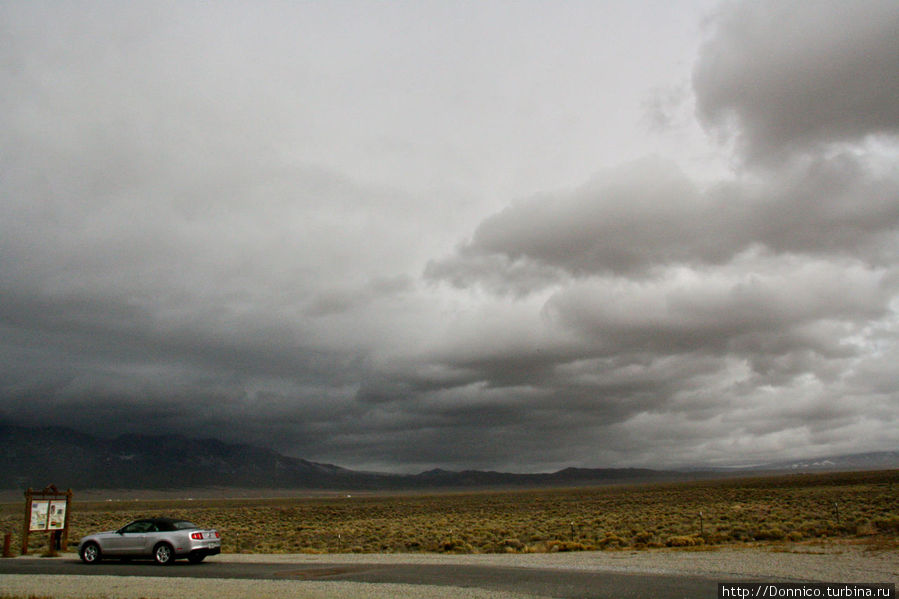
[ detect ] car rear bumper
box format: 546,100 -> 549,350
189,546 -> 221,558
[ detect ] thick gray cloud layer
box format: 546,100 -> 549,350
427,155 -> 899,286
2,0 -> 898,472
693,0 -> 899,164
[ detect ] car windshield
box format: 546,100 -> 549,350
173,521 -> 198,530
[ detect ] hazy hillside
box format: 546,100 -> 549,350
2,424 -> 896,491
0,424 -> 678,490
0,424 -> 363,490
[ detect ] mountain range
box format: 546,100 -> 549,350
2,424 -> 897,491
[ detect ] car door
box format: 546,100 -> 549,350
105,520 -> 152,555
142,522 -> 166,554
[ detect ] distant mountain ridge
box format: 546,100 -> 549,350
1,424 -> 896,490
0,424 -> 357,490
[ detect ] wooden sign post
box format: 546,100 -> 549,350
22,485 -> 72,555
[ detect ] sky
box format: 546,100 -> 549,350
2,0 -> 898,473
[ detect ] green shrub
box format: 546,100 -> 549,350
597,535 -> 628,549
874,516 -> 899,533
665,535 -> 704,547
632,531 -> 654,545
501,538 -> 525,551
754,527 -> 786,541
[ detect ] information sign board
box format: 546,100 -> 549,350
21,485 -> 72,555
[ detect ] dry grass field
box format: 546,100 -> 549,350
2,470 -> 897,556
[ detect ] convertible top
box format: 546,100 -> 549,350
132,517 -> 197,531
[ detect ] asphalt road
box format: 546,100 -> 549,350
0,557 -> 725,598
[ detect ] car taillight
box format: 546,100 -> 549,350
191,532 -> 203,540
215,531 -> 220,538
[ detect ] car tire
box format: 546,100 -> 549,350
153,542 -> 175,565
80,542 -> 102,564
188,553 -> 205,564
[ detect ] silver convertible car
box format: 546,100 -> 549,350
78,517 -> 221,564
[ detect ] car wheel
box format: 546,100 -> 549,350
153,542 -> 175,565
188,553 -> 205,564
80,542 -> 102,564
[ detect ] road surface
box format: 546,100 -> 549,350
0,555 -> 730,598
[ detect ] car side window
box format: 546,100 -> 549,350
122,522 -> 141,533
123,521 -> 155,533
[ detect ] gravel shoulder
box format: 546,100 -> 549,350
216,543 -> 898,583
2,544 -> 895,599
0,574 -> 530,599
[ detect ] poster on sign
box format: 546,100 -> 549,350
29,499 -> 50,531
49,499 -> 67,530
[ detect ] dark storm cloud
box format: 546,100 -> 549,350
0,0 -> 426,455
693,0 -> 899,163
2,0 -> 898,473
